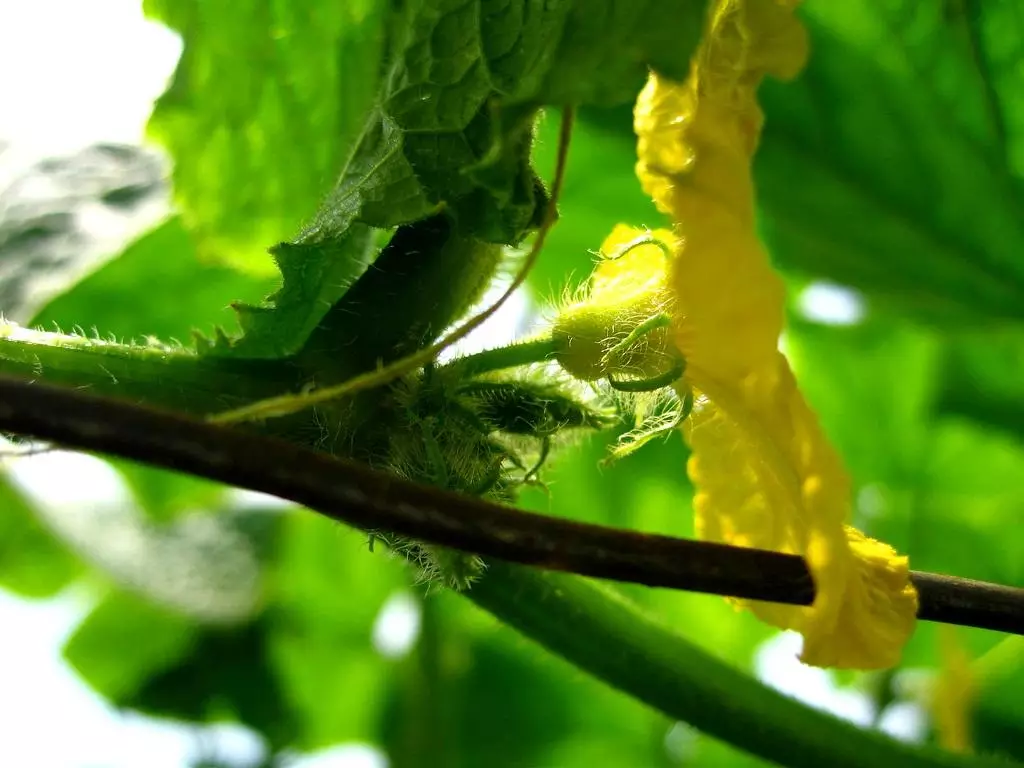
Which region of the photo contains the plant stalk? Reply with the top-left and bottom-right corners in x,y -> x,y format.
466,562 -> 1015,768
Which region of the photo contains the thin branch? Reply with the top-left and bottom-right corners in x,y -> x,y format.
0,375 -> 1021,637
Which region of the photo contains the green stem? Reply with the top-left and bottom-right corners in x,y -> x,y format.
446,336 -> 557,378
390,595 -> 451,768
466,562 -> 1014,768
0,324 -> 295,415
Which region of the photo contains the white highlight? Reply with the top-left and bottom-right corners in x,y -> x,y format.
289,744 -> 389,768
0,0 -> 182,153
798,282 -> 866,326
663,721 -> 698,762
855,483 -> 888,523
371,591 -> 422,659
755,631 -> 925,743
228,487 -> 296,510
878,701 -> 927,742
438,278 -> 532,362
0,591 -> 266,768
756,632 -> 873,725
6,451 -> 261,622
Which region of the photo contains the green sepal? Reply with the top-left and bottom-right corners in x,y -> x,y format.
457,378 -> 615,437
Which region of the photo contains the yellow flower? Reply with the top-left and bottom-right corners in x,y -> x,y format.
624,0 -> 918,668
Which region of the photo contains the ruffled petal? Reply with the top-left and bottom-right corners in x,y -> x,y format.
685,358 -> 917,668
635,0 -> 806,380
631,0 -> 917,668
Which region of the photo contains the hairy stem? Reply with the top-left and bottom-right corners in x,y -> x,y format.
466,562 -> 1013,768
0,324 -> 295,414
446,337 -> 557,377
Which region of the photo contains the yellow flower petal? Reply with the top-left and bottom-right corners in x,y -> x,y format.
588,224 -> 675,310
630,0 -> 917,668
557,220 -> 918,667
548,0 -> 916,668
635,0 -> 806,379
684,356 -> 916,669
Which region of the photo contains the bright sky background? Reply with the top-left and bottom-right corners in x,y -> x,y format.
0,1 -> 918,766
0,0 -> 180,155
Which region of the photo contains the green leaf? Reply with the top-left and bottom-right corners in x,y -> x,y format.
126,617 -> 300,748
935,329 -> 1024,444
974,638 -> 1024,762
915,420 -> 1024,586
64,590 -> 199,700
380,591 -> 678,768
14,222 -> 299,416
31,217 -> 277,343
143,0 -> 389,275
213,0 -> 709,359
309,0 -> 708,246
294,216 -> 502,376
757,2 -> 1024,324
0,475 -> 82,598
785,319 -> 940,507
216,224 -> 377,359
265,517 -> 407,748
380,594 -> 573,768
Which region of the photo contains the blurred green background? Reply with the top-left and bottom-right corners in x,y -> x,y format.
2,1 -> 1024,766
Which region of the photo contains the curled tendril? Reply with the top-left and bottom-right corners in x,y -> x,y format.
603,233 -> 675,262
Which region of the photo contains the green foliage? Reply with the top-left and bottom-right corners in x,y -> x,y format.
220,226 -> 378,358
64,591 -> 199,700
379,592 -> 682,768
974,638 -> 1024,761
259,518 -> 403,748
129,618 -> 302,748
142,0 -> 389,275
197,0 -> 709,359
113,461 -> 229,524
935,329 -> 1024,445
304,0 -> 708,244
757,2 -> 1024,324
0,476 -> 82,598
295,216 -> 503,374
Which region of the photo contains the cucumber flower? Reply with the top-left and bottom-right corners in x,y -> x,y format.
641,0 -> 916,669
561,0 -> 918,668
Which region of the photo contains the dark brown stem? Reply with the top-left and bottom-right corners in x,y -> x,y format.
0,375 -> 1020,636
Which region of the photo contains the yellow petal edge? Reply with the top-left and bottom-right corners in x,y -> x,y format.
627,0 -> 918,668
933,627 -> 975,753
